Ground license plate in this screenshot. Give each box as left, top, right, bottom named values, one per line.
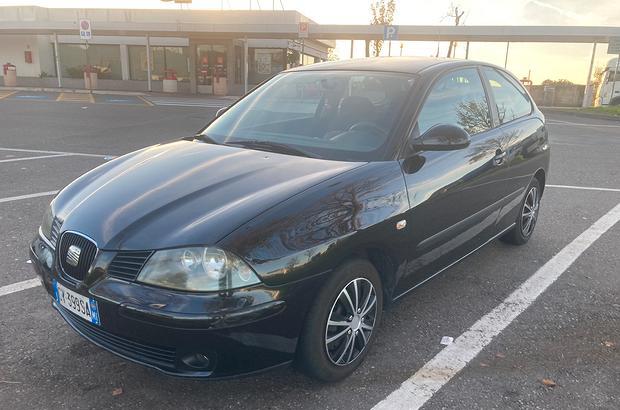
left=53, top=280, right=100, bottom=325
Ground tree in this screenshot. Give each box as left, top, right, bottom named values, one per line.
left=445, top=4, right=465, bottom=58
left=370, top=0, right=396, bottom=57
left=327, top=47, right=339, bottom=61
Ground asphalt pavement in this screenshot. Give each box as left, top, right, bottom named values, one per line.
left=0, top=96, right=618, bottom=410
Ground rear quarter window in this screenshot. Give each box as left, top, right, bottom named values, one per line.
left=482, top=67, right=532, bottom=124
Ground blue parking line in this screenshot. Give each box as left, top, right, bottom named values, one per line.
left=13, top=94, right=54, bottom=100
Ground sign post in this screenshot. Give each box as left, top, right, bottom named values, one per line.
left=384, top=26, right=398, bottom=56
left=79, top=19, right=92, bottom=41
left=607, top=38, right=620, bottom=105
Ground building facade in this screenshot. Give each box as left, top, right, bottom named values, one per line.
left=0, top=7, right=333, bottom=95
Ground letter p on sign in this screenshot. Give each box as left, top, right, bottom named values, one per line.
left=383, top=25, right=399, bottom=41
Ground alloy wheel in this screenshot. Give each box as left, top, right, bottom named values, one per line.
left=521, top=186, right=539, bottom=237
left=324, top=278, right=378, bottom=366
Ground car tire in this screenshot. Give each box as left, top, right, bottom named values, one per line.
left=297, top=259, right=383, bottom=382
left=500, top=178, right=542, bottom=245
left=610, top=96, right=620, bottom=106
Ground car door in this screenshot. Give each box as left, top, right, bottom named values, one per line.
left=479, top=66, right=548, bottom=233
left=393, top=67, right=508, bottom=297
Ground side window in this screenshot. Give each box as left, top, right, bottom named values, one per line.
left=482, top=68, right=532, bottom=124
left=417, top=68, right=491, bottom=136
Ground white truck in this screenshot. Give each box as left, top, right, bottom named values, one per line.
left=598, top=57, right=620, bottom=105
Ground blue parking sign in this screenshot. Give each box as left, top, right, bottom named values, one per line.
left=383, top=25, right=399, bottom=41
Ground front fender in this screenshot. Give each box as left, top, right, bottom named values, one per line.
left=218, top=161, right=409, bottom=287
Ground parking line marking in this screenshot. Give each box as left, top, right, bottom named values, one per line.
left=0, top=190, right=59, bottom=204
left=138, top=95, right=154, bottom=106
left=0, top=279, right=41, bottom=297
left=0, top=153, right=73, bottom=163
left=373, top=201, right=620, bottom=410
left=0, top=147, right=114, bottom=159
left=547, top=184, right=620, bottom=193
left=547, top=119, right=620, bottom=128
left=57, top=92, right=92, bottom=103
left=0, top=90, right=17, bottom=100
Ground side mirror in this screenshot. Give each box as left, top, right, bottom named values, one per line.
left=411, top=124, right=470, bottom=151
left=215, top=106, right=228, bottom=118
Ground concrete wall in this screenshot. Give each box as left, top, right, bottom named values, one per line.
left=529, top=84, right=586, bottom=107
left=0, top=34, right=43, bottom=78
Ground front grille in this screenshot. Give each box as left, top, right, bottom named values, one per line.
left=58, top=232, right=98, bottom=281
left=107, top=251, right=153, bottom=282
left=50, top=218, right=62, bottom=248
left=59, top=307, right=176, bottom=368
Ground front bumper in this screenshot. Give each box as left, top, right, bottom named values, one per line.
left=30, top=235, right=325, bottom=379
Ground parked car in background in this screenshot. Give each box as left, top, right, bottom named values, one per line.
left=31, top=57, right=549, bottom=382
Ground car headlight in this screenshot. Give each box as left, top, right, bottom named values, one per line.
left=137, top=247, right=261, bottom=291
left=40, top=204, right=54, bottom=240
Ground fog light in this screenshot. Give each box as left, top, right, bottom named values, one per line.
left=181, top=352, right=213, bottom=370
left=42, top=247, right=54, bottom=269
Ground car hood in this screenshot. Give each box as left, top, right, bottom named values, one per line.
left=53, top=140, right=362, bottom=250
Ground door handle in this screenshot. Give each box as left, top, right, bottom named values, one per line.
left=493, top=149, right=507, bottom=166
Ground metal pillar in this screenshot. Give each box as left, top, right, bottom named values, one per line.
left=189, top=43, right=197, bottom=94
left=301, top=39, right=305, bottom=65
left=465, top=41, right=470, bottom=59
left=350, top=40, right=354, bottom=59
left=146, top=34, right=152, bottom=92
left=582, top=42, right=597, bottom=107
left=53, top=33, right=62, bottom=88
left=243, top=36, right=248, bottom=94
left=388, top=41, right=392, bottom=56
left=504, top=42, right=510, bottom=69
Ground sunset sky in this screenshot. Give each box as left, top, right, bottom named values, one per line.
left=1, top=0, right=618, bottom=84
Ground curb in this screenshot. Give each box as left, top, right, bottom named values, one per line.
left=541, top=107, right=620, bottom=122
left=0, top=85, right=146, bottom=96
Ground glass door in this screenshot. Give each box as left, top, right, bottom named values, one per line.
left=196, top=45, right=228, bottom=94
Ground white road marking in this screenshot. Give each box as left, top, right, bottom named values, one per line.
left=547, top=119, right=620, bottom=128
left=0, top=190, right=59, bottom=204
left=0, top=147, right=114, bottom=159
left=373, top=202, right=620, bottom=410
left=146, top=97, right=231, bottom=108
left=547, top=184, right=620, bottom=193
left=0, top=153, right=73, bottom=163
left=0, top=279, right=41, bottom=297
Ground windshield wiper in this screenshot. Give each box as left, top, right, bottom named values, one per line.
left=193, top=134, right=220, bottom=144
left=226, top=139, right=313, bottom=158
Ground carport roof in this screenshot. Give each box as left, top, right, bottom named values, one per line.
left=1, top=6, right=619, bottom=43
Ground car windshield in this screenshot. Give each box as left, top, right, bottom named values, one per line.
left=201, top=70, right=415, bottom=161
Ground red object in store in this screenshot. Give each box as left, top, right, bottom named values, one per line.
left=164, top=68, right=177, bottom=80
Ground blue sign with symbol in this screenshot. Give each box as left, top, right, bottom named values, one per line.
left=383, top=25, right=399, bottom=41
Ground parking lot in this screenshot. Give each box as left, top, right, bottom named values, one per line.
left=0, top=95, right=618, bottom=409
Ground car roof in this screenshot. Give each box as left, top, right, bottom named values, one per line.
left=286, top=57, right=481, bottom=75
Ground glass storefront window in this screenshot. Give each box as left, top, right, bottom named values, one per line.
left=59, top=44, right=122, bottom=80
left=129, top=45, right=190, bottom=82
left=249, top=48, right=285, bottom=84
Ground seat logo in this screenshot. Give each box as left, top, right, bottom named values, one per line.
left=66, top=245, right=81, bottom=267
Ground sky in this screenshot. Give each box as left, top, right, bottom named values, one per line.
left=1, top=0, right=618, bottom=84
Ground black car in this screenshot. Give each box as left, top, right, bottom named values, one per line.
left=31, top=57, right=549, bottom=382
